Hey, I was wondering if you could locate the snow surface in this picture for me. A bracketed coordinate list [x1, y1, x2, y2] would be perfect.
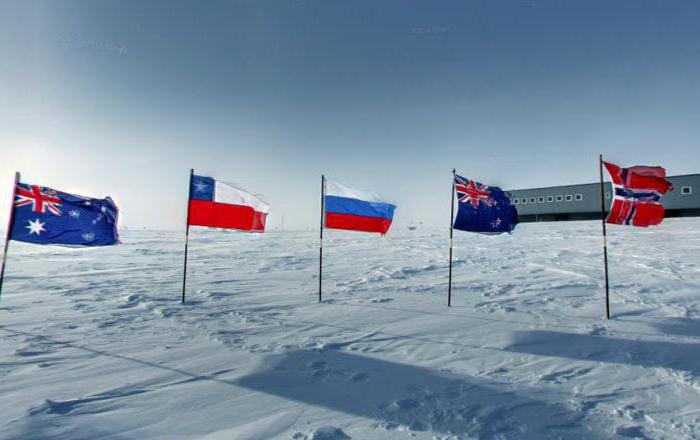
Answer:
[1, 219, 699, 440]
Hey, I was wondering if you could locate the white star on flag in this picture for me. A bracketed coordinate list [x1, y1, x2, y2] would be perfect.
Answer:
[194, 182, 208, 193]
[82, 231, 96, 242]
[26, 219, 46, 235]
[69, 209, 80, 218]
[491, 218, 502, 228]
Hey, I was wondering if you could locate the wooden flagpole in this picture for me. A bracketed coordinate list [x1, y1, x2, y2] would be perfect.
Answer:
[0, 171, 20, 303]
[181, 169, 194, 304]
[318, 174, 325, 302]
[448, 169, 456, 307]
[599, 155, 611, 319]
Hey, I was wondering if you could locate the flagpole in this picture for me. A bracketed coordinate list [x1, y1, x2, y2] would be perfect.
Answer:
[599, 155, 611, 319]
[448, 169, 456, 307]
[318, 174, 325, 302]
[181, 169, 194, 304]
[0, 172, 20, 302]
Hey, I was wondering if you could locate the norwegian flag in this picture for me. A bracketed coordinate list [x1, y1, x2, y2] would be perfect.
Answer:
[603, 161, 673, 227]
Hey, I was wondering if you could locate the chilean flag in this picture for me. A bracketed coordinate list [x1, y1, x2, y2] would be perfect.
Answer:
[603, 161, 673, 227]
[324, 180, 396, 234]
[188, 174, 269, 232]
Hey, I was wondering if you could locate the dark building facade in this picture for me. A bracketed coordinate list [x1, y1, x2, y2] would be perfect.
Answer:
[506, 174, 700, 222]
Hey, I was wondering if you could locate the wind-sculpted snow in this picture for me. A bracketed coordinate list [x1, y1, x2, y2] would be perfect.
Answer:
[0, 219, 699, 439]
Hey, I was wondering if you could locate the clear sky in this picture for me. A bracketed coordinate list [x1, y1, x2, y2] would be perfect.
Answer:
[1, 0, 699, 230]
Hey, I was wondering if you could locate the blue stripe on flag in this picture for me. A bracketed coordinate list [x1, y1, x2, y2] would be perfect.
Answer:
[614, 187, 660, 202]
[324, 195, 396, 220]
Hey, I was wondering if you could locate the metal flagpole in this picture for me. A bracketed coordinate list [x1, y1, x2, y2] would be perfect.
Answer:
[318, 174, 325, 302]
[448, 169, 456, 307]
[599, 155, 611, 319]
[181, 169, 194, 304]
[0, 172, 20, 302]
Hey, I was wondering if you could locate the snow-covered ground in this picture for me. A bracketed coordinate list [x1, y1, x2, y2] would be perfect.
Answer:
[1, 219, 699, 440]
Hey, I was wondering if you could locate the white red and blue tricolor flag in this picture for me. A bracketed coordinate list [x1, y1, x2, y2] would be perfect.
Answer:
[324, 180, 396, 234]
[9, 182, 119, 246]
[188, 174, 269, 232]
[453, 174, 518, 234]
[603, 161, 673, 227]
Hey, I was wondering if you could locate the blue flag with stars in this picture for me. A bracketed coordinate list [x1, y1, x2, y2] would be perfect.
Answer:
[9, 182, 119, 246]
[453, 174, 518, 234]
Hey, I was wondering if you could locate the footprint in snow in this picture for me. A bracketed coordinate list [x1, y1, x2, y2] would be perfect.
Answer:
[298, 427, 351, 440]
[392, 398, 421, 410]
[616, 405, 647, 422]
[369, 297, 393, 303]
[587, 325, 608, 336]
[117, 293, 147, 309]
[348, 372, 369, 382]
[306, 360, 330, 378]
[15, 347, 53, 357]
[210, 330, 244, 346]
[538, 367, 593, 384]
[615, 425, 652, 439]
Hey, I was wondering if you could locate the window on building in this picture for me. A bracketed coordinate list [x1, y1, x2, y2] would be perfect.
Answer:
[605, 192, 611, 199]
[565, 195, 573, 202]
[681, 186, 692, 195]
[512, 198, 519, 204]
[575, 194, 583, 201]
[530, 197, 536, 203]
[537, 196, 545, 203]
[546, 196, 554, 202]
[521, 198, 527, 204]
[556, 195, 563, 202]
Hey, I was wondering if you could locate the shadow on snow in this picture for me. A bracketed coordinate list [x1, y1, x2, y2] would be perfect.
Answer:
[235, 348, 607, 439]
[504, 330, 700, 375]
[1, 326, 623, 438]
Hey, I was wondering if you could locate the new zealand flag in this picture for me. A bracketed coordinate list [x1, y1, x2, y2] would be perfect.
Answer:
[453, 174, 518, 234]
[9, 182, 119, 246]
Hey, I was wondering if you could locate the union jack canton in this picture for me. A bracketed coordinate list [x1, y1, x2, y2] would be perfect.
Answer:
[453, 174, 518, 234]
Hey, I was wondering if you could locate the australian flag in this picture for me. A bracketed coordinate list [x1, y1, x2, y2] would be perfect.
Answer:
[453, 174, 518, 234]
[9, 182, 119, 246]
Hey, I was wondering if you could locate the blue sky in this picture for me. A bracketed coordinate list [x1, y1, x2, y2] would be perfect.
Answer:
[1, 0, 699, 230]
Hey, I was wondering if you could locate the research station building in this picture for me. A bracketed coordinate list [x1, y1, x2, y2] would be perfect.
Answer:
[506, 174, 700, 222]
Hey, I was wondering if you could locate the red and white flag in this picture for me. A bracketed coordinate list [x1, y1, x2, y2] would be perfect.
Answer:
[188, 174, 269, 232]
[603, 161, 673, 227]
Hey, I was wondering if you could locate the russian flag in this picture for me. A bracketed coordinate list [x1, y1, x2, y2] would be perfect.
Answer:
[188, 174, 269, 232]
[324, 180, 396, 234]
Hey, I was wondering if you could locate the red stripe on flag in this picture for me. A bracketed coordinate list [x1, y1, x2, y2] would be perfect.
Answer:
[603, 161, 672, 193]
[607, 200, 665, 227]
[188, 200, 266, 232]
[325, 212, 392, 234]
[627, 173, 672, 193]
